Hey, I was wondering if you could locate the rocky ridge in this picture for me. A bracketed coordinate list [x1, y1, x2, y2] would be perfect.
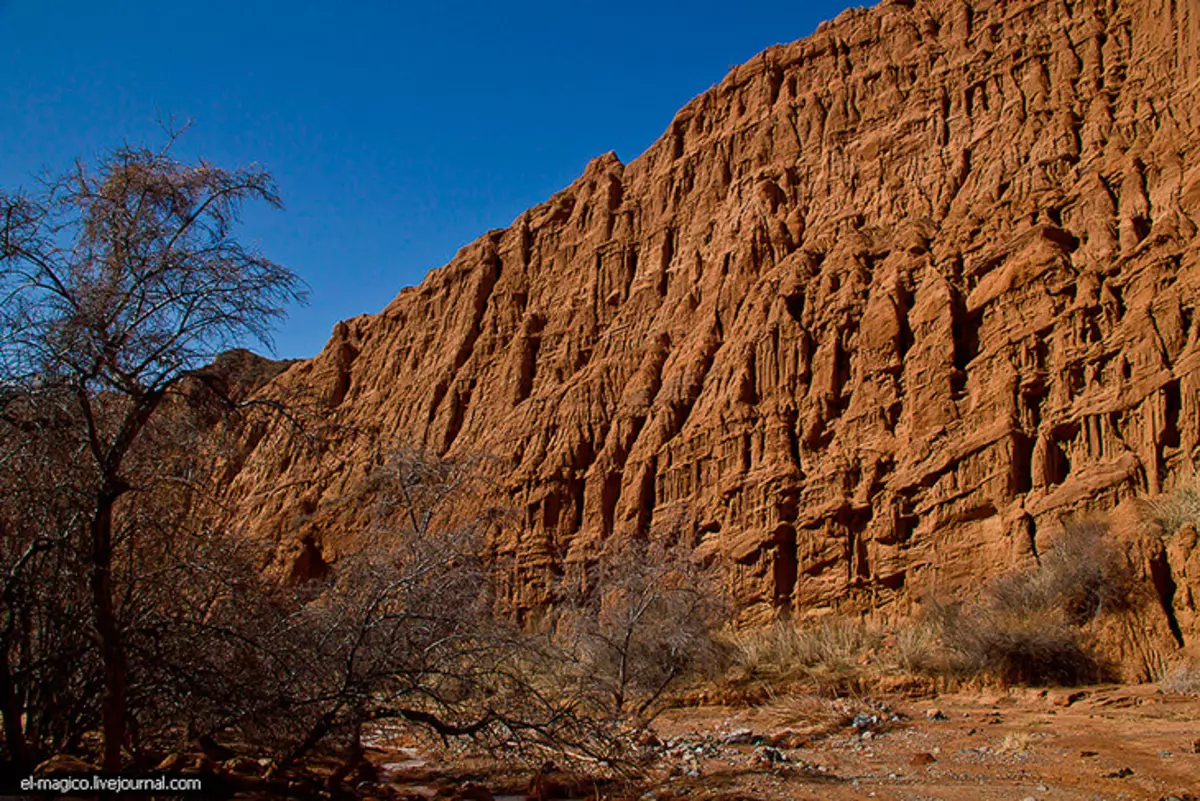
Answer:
[221, 0, 1200, 668]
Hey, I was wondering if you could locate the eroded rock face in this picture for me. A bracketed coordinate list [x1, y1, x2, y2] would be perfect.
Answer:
[222, 0, 1200, 638]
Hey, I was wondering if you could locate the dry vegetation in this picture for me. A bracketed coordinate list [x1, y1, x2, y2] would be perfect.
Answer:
[0, 141, 734, 793]
[3, 139, 1198, 799]
[725, 520, 1143, 696]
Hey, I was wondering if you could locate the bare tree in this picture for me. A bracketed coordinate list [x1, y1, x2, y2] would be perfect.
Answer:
[0, 134, 305, 770]
[554, 538, 728, 724]
[0, 413, 98, 767]
[123, 447, 627, 784]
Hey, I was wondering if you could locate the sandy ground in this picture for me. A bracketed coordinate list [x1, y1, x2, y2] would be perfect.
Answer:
[364, 684, 1199, 800]
[640, 684, 1200, 800]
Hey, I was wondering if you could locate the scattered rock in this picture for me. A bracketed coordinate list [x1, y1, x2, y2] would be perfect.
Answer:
[852, 713, 880, 730]
[1102, 767, 1135, 779]
[722, 727, 756, 745]
[909, 752, 936, 766]
[753, 746, 787, 765]
[925, 709, 948, 721]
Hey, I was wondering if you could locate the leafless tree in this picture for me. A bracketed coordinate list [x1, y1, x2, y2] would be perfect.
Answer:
[0, 412, 99, 766]
[90, 446, 624, 785]
[0, 133, 305, 770]
[554, 537, 728, 724]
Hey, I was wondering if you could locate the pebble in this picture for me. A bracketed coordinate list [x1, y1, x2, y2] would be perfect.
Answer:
[753, 746, 787, 765]
[852, 712, 880, 730]
[722, 727, 756, 745]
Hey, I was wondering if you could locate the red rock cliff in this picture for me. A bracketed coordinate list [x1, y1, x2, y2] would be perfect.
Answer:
[222, 0, 1200, 632]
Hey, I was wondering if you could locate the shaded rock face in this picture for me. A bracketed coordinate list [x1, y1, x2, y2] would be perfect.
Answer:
[224, 0, 1200, 629]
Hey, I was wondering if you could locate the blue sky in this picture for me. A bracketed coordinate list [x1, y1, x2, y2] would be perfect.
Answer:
[1, 0, 858, 359]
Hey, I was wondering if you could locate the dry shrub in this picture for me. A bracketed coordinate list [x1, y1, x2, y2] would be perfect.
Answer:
[1157, 663, 1200, 696]
[989, 521, 1135, 625]
[733, 617, 880, 680]
[553, 539, 729, 722]
[727, 616, 947, 698]
[931, 604, 1101, 686]
[929, 520, 1133, 686]
[1147, 484, 1200, 535]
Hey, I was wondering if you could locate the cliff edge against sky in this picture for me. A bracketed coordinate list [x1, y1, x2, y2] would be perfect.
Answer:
[220, 0, 1200, 666]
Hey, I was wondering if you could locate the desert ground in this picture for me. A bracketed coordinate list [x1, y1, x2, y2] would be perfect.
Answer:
[353, 685, 1199, 801]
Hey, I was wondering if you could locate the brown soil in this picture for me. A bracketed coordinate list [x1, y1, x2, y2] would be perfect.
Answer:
[644, 685, 1200, 800]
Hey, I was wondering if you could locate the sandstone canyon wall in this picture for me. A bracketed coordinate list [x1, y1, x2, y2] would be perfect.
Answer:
[221, 0, 1200, 659]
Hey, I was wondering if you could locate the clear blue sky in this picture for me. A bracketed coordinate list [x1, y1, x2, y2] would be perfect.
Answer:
[1, 0, 858, 359]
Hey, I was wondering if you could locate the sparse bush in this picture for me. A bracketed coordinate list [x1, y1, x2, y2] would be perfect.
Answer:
[1147, 484, 1200, 535]
[554, 539, 728, 723]
[1157, 663, 1200, 696]
[927, 520, 1132, 686]
[137, 448, 634, 776]
[989, 521, 1134, 625]
[930, 603, 1101, 686]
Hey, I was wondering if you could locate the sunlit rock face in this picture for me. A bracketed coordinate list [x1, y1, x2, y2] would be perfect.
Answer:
[220, 0, 1200, 644]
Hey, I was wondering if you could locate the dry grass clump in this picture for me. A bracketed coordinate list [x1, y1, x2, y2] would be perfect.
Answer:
[734, 617, 882, 677]
[1157, 663, 1200, 696]
[1146, 484, 1200, 535]
[892, 622, 941, 673]
[719, 521, 1141, 695]
[725, 616, 944, 697]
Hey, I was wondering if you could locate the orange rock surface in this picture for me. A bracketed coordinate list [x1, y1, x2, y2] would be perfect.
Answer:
[221, 0, 1200, 654]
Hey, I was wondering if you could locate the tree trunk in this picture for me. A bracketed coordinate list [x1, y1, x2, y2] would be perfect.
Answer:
[91, 490, 127, 772]
[0, 645, 29, 768]
[281, 711, 336, 769]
